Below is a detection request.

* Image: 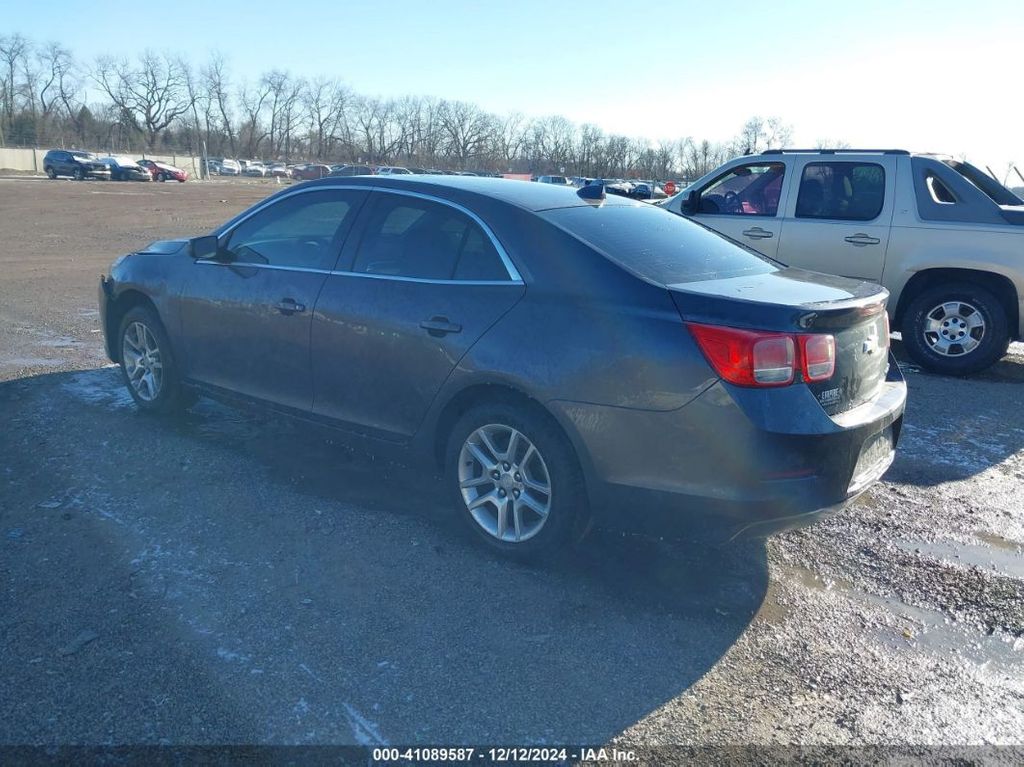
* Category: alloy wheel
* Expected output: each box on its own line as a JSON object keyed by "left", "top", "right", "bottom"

{"left": 458, "top": 423, "right": 552, "bottom": 543}
{"left": 922, "top": 301, "right": 985, "bottom": 357}
{"left": 122, "top": 321, "right": 163, "bottom": 401}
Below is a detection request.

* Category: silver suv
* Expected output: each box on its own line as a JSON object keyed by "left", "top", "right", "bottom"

{"left": 662, "top": 149, "right": 1024, "bottom": 374}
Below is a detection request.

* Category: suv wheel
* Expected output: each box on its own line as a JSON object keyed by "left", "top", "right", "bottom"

{"left": 73, "top": 167, "right": 85, "bottom": 181}
{"left": 445, "top": 402, "right": 585, "bottom": 558}
{"left": 45, "top": 166, "right": 57, "bottom": 179}
{"left": 118, "top": 306, "right": 189, "bottom": 414}
{"left": 901, "top": 283, "right": 1009, "bottom": 375}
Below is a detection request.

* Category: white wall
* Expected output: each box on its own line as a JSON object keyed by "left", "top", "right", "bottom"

{"left": 0, "top": 146, "right": 203, "bottom": 178}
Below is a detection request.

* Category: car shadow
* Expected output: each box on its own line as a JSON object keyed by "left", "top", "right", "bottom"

{"left": 887, "top": 339, "right": 1024, "bottom": 486}
{"left": 1, "top": 368, "right": 768, "bottom": 745}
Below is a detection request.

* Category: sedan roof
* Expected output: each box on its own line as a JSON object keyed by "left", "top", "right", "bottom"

{"left": 308, "top": 174, "right": 640, "bottom": 212}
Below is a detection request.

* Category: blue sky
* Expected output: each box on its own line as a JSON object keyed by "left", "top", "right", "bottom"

{"left": 7, "top": 0, "right": 1024, "bottom": 173}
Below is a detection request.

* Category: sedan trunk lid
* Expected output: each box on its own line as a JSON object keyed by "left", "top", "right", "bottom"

{"left": 669, "top": 268, "right": 891, "bottom": 415}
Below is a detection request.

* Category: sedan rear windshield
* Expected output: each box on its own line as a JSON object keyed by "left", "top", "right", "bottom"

{"left": 542, "top": 203, "right": 778, "bottom": 284}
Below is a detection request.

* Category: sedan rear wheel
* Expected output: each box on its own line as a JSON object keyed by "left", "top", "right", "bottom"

{"left": 459, "top": 424, "right": 553, "bottom": 544}
{"left": 446, "top": 402, "right": 585, "bottom": 558}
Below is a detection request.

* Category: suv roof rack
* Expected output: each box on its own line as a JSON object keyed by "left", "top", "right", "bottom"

{"left": 761, "top": 148, "right": 910, "bottom": 155}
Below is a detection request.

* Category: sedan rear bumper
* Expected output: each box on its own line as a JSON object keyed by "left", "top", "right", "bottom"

{"left": 549, "top": 356, "right": 906, "bottom": 542}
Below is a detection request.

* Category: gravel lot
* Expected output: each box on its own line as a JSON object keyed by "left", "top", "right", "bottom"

{"left": 1, "top": 178, "right": 1022, "bottom": 747}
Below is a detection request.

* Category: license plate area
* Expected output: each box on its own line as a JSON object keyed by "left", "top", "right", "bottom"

{"left": 848, "top": 425, "right": 895, "bottom": 494}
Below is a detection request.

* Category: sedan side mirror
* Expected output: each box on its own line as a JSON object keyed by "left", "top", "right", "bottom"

{"left": 190, "top": 235, "right": 220, "bottom": 260}
{"left": 681, "top": 189, "right": 701, "bottom": 215}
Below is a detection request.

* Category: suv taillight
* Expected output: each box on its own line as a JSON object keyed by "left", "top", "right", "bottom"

{"left": 687, "top": 323, "right": 835, "bottom": 388}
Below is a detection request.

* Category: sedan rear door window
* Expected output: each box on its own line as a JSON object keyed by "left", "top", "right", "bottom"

{"left": 352, "top": 194, "right": 509, "bottom": 281}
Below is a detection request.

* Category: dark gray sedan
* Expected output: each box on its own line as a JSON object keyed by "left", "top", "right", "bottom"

{"left": 99, "top": 176, "right": 906, "bottom": 556}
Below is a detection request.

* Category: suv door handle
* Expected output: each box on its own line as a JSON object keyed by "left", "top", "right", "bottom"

{"left": 419, "top": 316, "right": 462, "bottom": 336}
{"left": 844, "top": 234, "right": 881, "bottom": 246}
{"left": 275, "top": 298, "right": 306, "bottom": 315}
{"left": 742, "top": 227, "right": 774, "bottom": 240}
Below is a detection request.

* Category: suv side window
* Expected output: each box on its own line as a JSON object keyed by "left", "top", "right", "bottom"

{"left": 224, "top": 189, "right": 365, "bottom": 270}
{"left": 353, "top": 194, "right": 508, "bottom": 281}
{"left": 795, "top": 162, "right": 885, "bottom": 221}
{"left": 699, "top": 163, "right": 785, "bottom": 216}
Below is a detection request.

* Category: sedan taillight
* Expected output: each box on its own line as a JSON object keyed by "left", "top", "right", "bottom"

{"left": 687, "top": 323, "right": 835, "bottom": 388}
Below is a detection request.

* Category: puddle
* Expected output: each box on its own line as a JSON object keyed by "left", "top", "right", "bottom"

{"left": 897, "top": 539, "right": 1024, "bottom": 579}
{"left": 866, "top": 587, "right": 1024, "bottom": 672}
{"left": 60, "top": 368, "right": 134, "bottom": 409}
{"left": 37, "top": 336, "right": 81, "bottom": 348}
{"left": 1, "top": 357, "right": 64, "bottom": 368}
{"left": 975, "top": 530, "right": 1024, "bottom": 554}
{"left": 777, "top": 562, "right": 1023, "bottom": 672}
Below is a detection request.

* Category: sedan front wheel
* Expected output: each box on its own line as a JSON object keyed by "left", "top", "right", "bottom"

{"left": 118, "top": 306, "right": 189, "bottom": 414}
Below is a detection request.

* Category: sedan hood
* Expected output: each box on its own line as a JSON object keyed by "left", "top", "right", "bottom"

{"left": 137, "top": 239, "right": 190, "bottom": 255}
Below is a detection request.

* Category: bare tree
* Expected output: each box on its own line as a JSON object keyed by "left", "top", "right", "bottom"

{"left": 238, "top": 77, "right": 271, "bottom": 158}
{"left": 440, "top": 100, "right": 493, "bottom": 169}
{"left": 93, "top": 52, "right": 194, "bottom": 149}
{"left": 494, "top": 111, "right": 528, "bottom": 171}
{"left": 0, "top": 33, "right": 31, "bottom": 143}
{"left": 202, "top": 54, "right": 236, "bottom": 156}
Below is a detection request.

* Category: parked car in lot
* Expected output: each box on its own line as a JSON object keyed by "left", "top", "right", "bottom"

{"left": 267, "top": 163, "right": 290, "bottom": 178}
{"left": 243, "top": 162, "right": 267, "bottom": 177}
{"left": 662, "top": 149, "right": 1024, "bottom": 374}
{"left": 536, "top": 175, "right": 570, "bottom": 185}
{"left": 43, "top": 149, "right": 111, "bottom": 180}
{"left": 327, "top": 164, "right": 373, "bottom": 177}
{"left": 97, "top": 156, "right": 151, "bottom": 181}
{"left": 217, "top": 158, "right": 241, "bottom": 176}
{"left": 99, "top": 176, "right": 905, "bottom": 556}
{"left": 137, "top": 159, "right": 187, "bottom": 182}
{"left": 291, "top": 163, "right": 332, "bottom": 180}
{"left": 376, "top": 166, "right": 412, "bottom": 175}
{"left": 628, "top": 181, "right": 667, "bottom": 200}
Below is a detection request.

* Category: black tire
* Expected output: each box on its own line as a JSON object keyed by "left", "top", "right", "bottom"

{"left": 45, "top": 166, "right": 56, "bottom": 179}
{"left": 445, "top": 401, "right": 586, "bottom": 559}
{"left": 117, "top": 305, "right": 190, "bottom": 414}
{"left": 74, "top": 167, "right": 85, "bottom": 181}
{"left": 901, "top": 282, "right": 1009, "bottom": 375}
{"left": 158, "top": 172, "right": 167, "bottom": 182}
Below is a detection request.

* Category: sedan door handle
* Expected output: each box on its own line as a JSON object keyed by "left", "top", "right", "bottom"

{"left": 275, "top": 298, "right": 306, "bottom": 315}
{"left": 741, "top": 227, "right": 774, "bottom": 240}
{"left": 844, "top": 234, "right": 881, "bottom": 246}
{"left": 419, "top": 316, "right": 462, "bottom": 336}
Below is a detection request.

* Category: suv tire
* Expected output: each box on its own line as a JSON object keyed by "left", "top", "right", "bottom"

{"left": 901, "top": 282, "right": 1009, "bottom": 375}
{"left": 73, "top": 167, "right": 85, "bottom": 181}
{"left": 45, "top": 166, "right": 56, "bottom": 179}
{"left": 445, "top": 401, "right": 585, "bottom": 559}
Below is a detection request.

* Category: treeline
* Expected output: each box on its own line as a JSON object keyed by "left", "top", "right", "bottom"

{"left": 1, "top": 33, "right": 800, "bottom": 178}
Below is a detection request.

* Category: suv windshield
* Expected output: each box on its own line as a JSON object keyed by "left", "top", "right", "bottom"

{"left": 543, "top": 203, "right": 778, "bottom": 284}
{"left": 944, "top": 160, "right": 1024, "bottom": 205}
